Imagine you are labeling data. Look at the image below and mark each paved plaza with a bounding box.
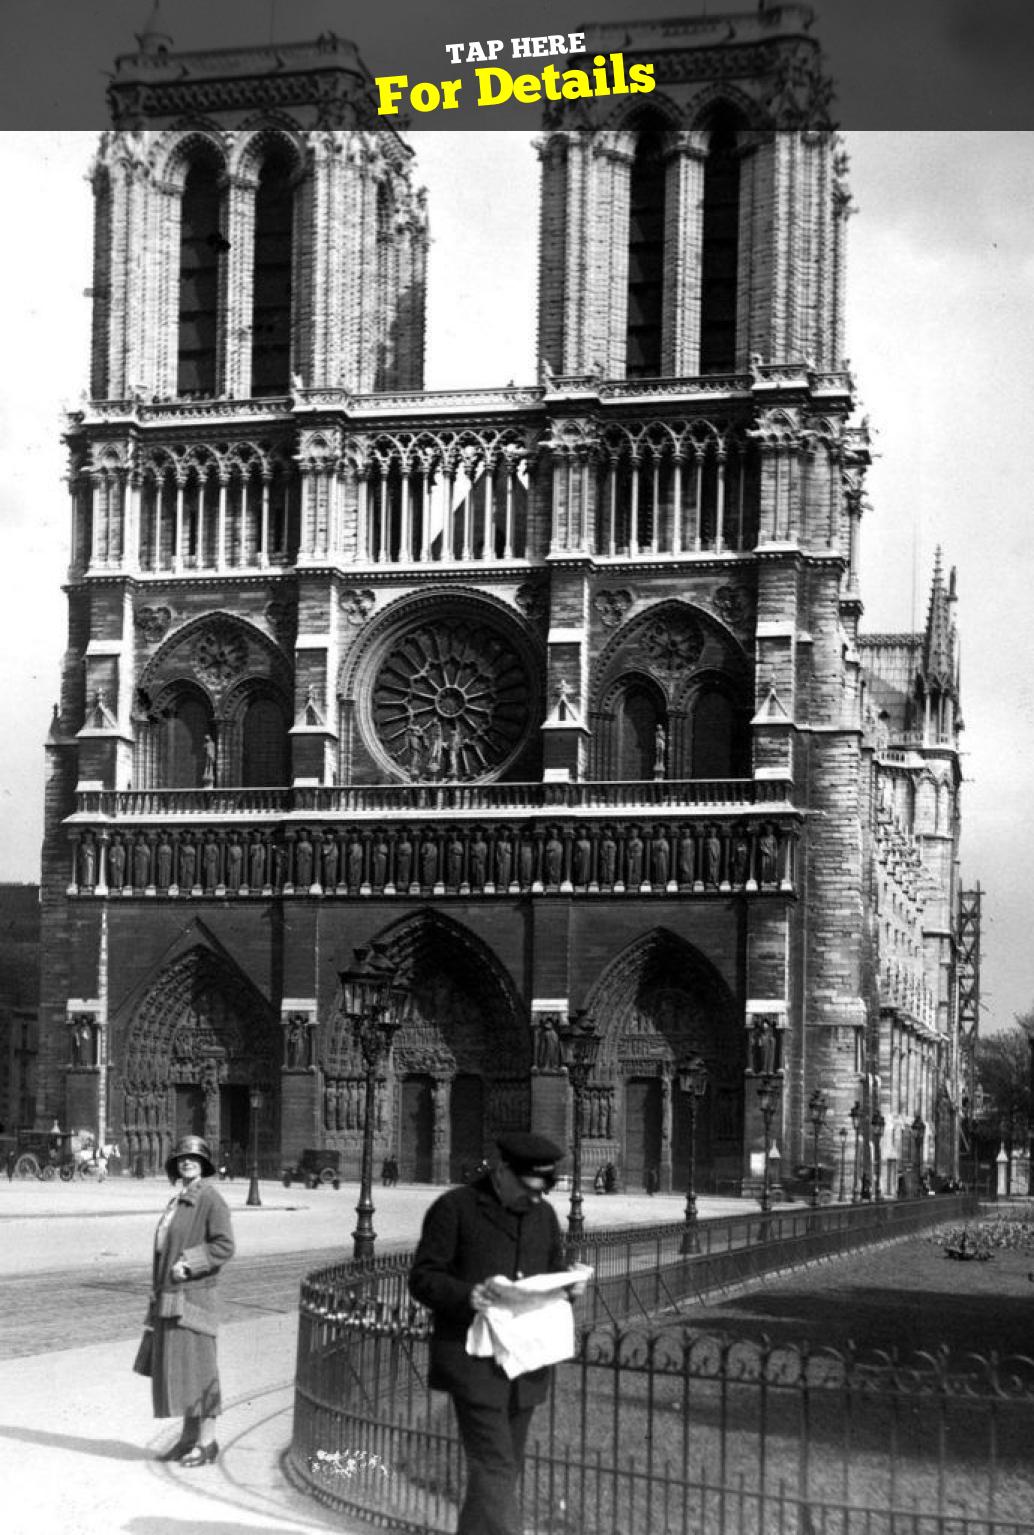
[0,1175,741,1534]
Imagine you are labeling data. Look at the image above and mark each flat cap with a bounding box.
[497,1130,565,1172]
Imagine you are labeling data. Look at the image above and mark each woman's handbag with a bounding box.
[132,1325,154,1377]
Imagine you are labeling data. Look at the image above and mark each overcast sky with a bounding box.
[0,8,1031,1034]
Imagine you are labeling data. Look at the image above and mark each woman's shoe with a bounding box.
[156,1439,195,1462]
[178,1440,218,1467]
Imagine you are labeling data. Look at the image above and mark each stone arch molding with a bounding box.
[322,912,530,1081]
[593,598,750,711]
[137,610,292,713]
[583,926,740,1076]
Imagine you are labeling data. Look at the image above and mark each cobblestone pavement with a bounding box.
[0,1244,357,1359]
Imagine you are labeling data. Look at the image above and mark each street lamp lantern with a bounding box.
[871,1109,886,1203]
[807,1089,828,1209]
[557,1009,601,1253]
[756,1073,781,1214]
[849,1100,861,1202]
[677,1054,709,1253]
[246,1086,264,1207]
[338,942,408,1262]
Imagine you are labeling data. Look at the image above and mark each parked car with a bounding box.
[282,1148,341,1189]
[781,1163,835,1204]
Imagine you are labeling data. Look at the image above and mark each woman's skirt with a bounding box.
[151,1319,221,1419]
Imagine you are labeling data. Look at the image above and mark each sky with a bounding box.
[0,5,1032,1032]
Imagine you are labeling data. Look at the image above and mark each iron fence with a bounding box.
[288,1195,1032,1535]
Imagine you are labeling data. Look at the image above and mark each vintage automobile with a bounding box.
[281,1148,342,1189]
[780,1163,836,1205]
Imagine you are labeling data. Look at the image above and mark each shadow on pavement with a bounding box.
[0,1422,152,1459]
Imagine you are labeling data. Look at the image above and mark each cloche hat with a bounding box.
[165,1134,216,1182]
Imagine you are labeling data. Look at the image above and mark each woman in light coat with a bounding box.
[147,1134,235,1465]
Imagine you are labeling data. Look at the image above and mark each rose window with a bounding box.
[371,619,531,781]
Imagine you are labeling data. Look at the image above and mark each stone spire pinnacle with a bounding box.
[136,0,173,56]
[920,547,956,692]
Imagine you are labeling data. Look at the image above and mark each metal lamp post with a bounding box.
[838,1126,848,1202]
[871,1109,885,1203]
[339,942,408,1262]
[912,1110,926,1195]
[849,1100,861,1202]
[808,1089,828,1208]
[246,1086,264,1207]
[677,1055,709,1254]
[557,1010,601,1254]
[757,1073,781,1214]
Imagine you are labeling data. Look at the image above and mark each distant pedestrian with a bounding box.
[645,1167,659,1197]
[5,1149,14,1181]
[141,1135,235,1466]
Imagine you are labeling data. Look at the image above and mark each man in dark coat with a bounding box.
[409,1131,582,1535]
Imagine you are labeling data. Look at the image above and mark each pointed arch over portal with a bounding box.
[584,927,743,1192]
[325,912,531,1182]
[116,933,279,1175]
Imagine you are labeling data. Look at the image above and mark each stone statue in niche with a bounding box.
[732,833,750,886]
[404,719,425,779]
[446,832,464,886]
[180,834,198,890]
[225,832,243,891]
[371,833,389,888]
[248,833,265,890]
[78,835,96,889]
[572,831,592,887]
[543,830,563,886]
[295,832,314,889]
[420,834,439,887]
[202,832,220,889]
[750,1015,779,1076]
[650,829,669,887]
[599,830,617,886]
[108,834,126,890]
[155,834,173,890]
[494,830,513,889]
[469,831,488,889]
[534,1015,563,1072]
[625,827,644,886]
[677,828,695,886]
[759,825,779,884]
[322,832,340,889]
[133,834,152,889]
[202,733,216,789]
[346,833,364,887]
[396,830,414,889]
[704,827,721,886]
[285,1015,309,1069]
[654,722,667,778]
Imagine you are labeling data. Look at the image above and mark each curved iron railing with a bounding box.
[287,1195,1034,1534]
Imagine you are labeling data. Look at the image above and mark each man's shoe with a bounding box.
[178,1440,218,1467]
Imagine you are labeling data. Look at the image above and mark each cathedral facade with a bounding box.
[38,8,964,1195]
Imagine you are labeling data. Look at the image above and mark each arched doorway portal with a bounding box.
[585,929,742,1193]
[322,914,531,1184]
[116,941,279,1175]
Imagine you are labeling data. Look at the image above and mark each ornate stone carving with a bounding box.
[193,622,248,690]
[135,604,172,644]
[638,612,704,675]
[713,584,754,632]
[340,586,376,626]
[593,588,633,629]
[371,617,531,781]
[514,579,548,625]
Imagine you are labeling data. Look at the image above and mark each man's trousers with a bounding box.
[453,1389,536,1535]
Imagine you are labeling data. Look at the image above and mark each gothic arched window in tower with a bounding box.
[614,681,665,781]
[626,123,667,379]
[241,696,289,786]
[699,107,744,375]
[251,152,294,397]
[161,691,215,788]
[177,157,225,397]
[689,685,748,779]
